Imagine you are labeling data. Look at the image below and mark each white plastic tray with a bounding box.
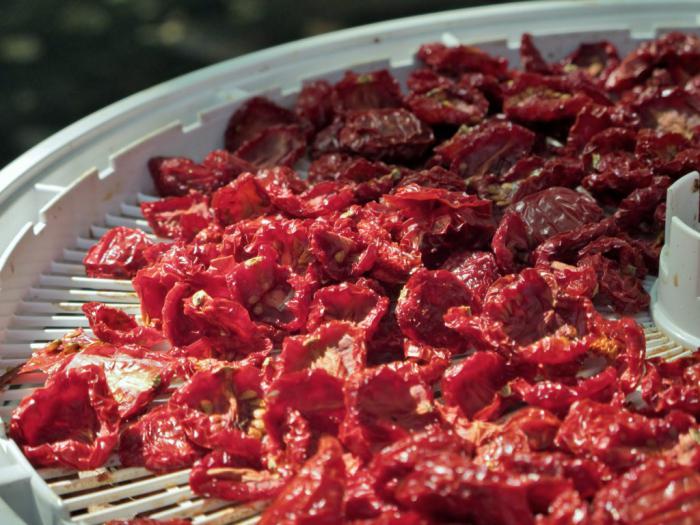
[1,1,699,523]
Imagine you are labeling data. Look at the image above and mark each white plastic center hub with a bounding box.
[651,171,700,352]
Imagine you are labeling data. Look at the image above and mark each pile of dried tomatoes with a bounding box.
[8,32,700,524]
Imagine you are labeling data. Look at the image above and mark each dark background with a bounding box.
[0,0,514,168]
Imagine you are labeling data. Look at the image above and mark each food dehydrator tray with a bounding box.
[1,1,700,523]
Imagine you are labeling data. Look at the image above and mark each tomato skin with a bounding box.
[10,365,121,470]
[258,436,346,525]
[83,226,154,278]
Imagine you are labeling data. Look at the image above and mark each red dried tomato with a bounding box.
[333,69,403,113]
[295,79,334,132]
[258,436,346,525]
[417,42,509,79]
[148,149,252,197]
[189,448,285,502]
[307,280,388,336]
[433,119,535,178]
[10,365,120,469]
[441,352,507,421]
[234,125,306,169]
[555,399,693,472]
[504,73,594,123]
[82,302,162,347]
[591,456,700,524]
[396,269,475,350]
[225,96,298,151]
[406,84,488,126]
[119,404,204,472]
[83,226,154,278]
[168,366,264,455]
[278,321,366,379]
[340,364,436,460]
[338,108,434,163]
[141,193,211,241]
[440,250,500,309]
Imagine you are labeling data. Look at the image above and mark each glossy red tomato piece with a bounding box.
[83,226,154,278]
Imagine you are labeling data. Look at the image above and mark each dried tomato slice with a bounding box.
[339,108,434,162]
[340,364,436,460]
[555,399,693,472]
[10,365,120,470]
[307,280,389,336]
[333,69,403,113]
[83,226,154,278]
[225,96,298,151]
[234,124,306,169]
[189,448,285,502]
[82,302,162,347]
[148,149,252,197]
[119,404,204,472]
[406,85,488,126]
[168,366,263,455]
[396,269,475,350]
[141,193,211,241]
[278,321,366,379]
[441,351,507,421]
[592,456,700,524]
[227,254,316,332]
[258,436,345,525]
[211,173,271,226]
[295,79,334,132]
[417,42,509,78]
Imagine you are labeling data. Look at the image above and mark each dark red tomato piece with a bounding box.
[168,366,263,455]
[264,369,346,461]
[633,86,700,138]
[333,69,403,113]
[62,349,174,420]
[508,187,604,246]
[258,436,346,525]
[390,448,566,525]
[141,193,211,241]
[225,96,298,151]
[406,85,488,126]
[567,104,640,152]
[308,219,377,282]
[83,226,154,279]
[189,448,285,502]
[119,405,204,472]
[592,457,700,524]
[10,365,120,470]
[434,120,535,178]
[307,280,389,336]
[243,217,313,273]
[396,166,467,192]
[396,269,475,350]
[441,352,507,421]
[613,175,671,232]
[234,125,307,169]
[606,32,700,92]
[339,108,434,163]
[519,33,554,75]
[82,302,162,347]
[295,79,334,132]
[211,173,271,226]
[491,212,531,273]
[148,149,253,197]
[503,73,593,123]
[340,364,436,460]
[227,254,316,332]
[555,399,693,473]
[417,42,509,78]
[563,41,620,84]
[406,67,454,94]
[278,321,367,379]
[440,250,500,308]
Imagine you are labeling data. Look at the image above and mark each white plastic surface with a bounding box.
[0,1,699,523]
[652,172,700,352]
